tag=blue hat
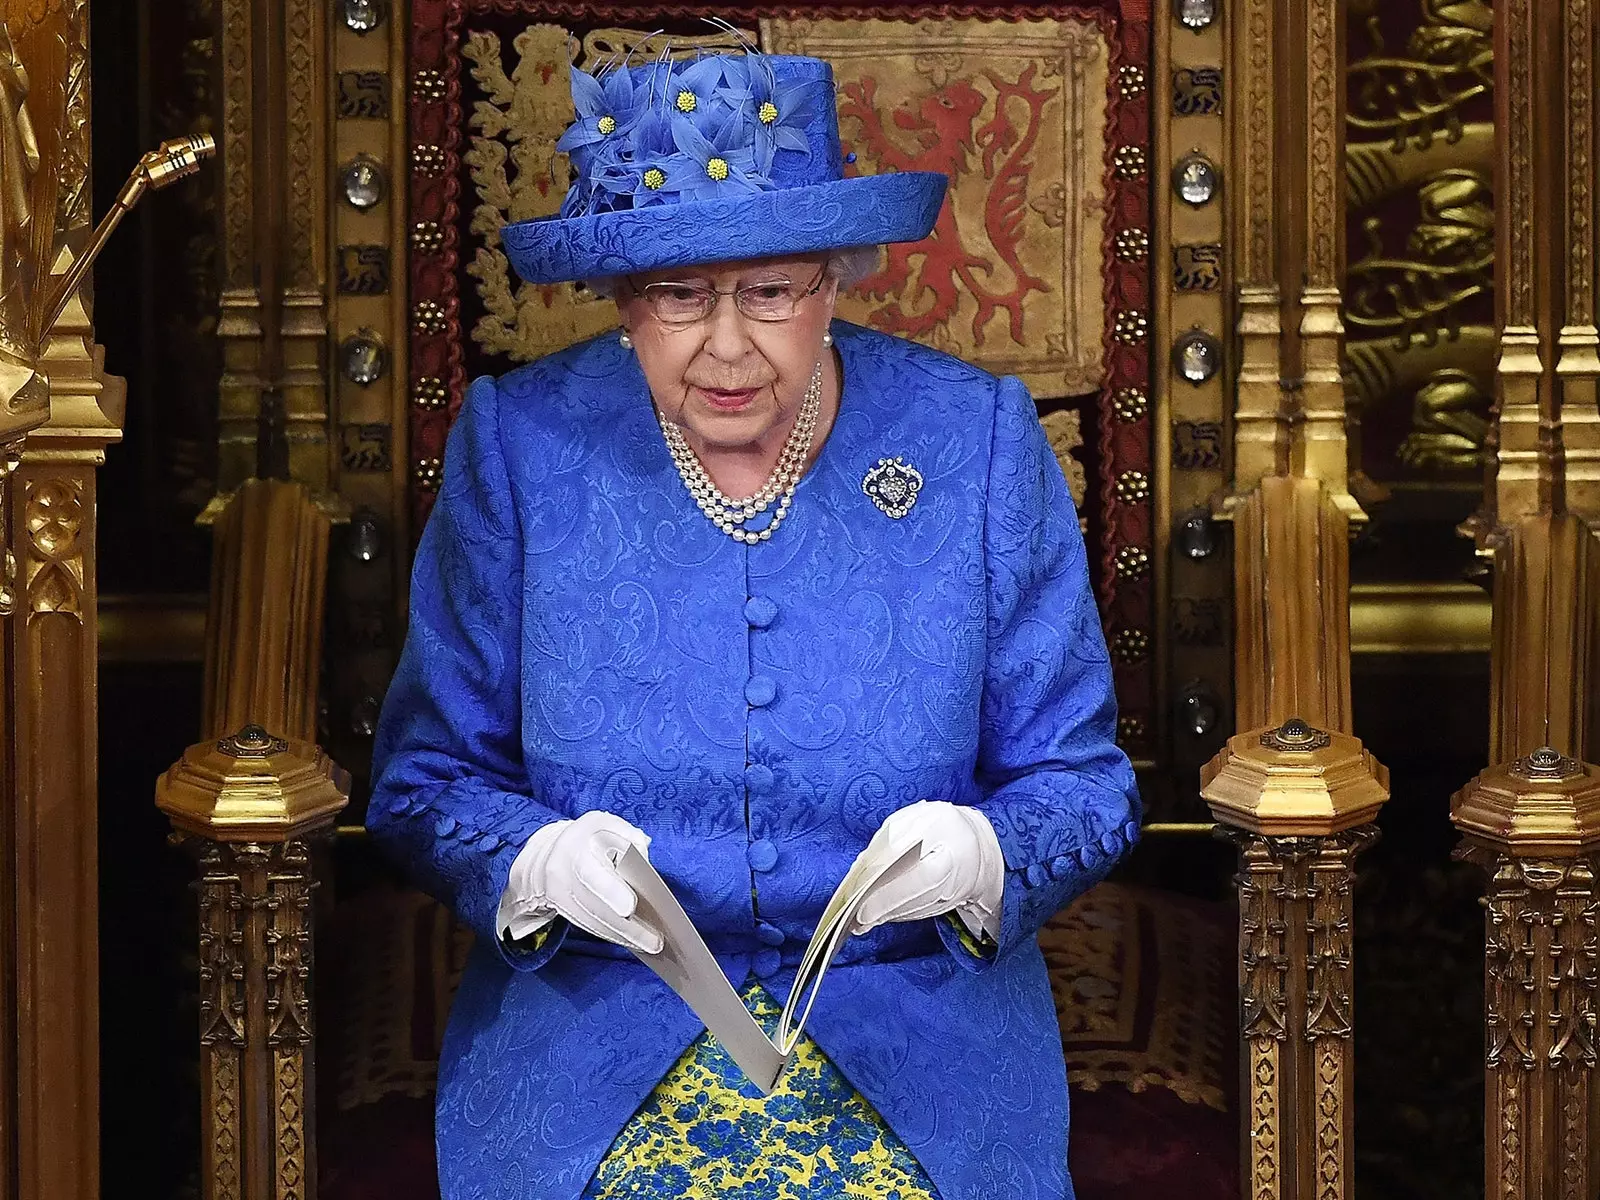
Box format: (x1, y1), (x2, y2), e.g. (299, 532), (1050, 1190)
(502, 53), (948, 284)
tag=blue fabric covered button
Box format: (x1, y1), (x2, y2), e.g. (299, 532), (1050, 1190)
(1077, 847), (1099, 871)
(745, 676), (777, 707)
(1123, 820), (1141, 842)
(756, 921), (786, 946)
(755, 949), (783, 978)
(1024, 863), (1049, 888)
(748, 839), (779, 871)
(744, 596), (778, 628)
(1100, 830), (1121, 855)
(745, 763), (775, 793)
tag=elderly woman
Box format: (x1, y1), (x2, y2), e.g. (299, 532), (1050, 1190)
(370, 50), (1138, 1200)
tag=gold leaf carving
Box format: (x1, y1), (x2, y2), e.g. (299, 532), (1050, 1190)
(210, 1049), (242, 1200)
(219, 0), (252, 290)
(54, 0), (88, 241)
(0, 22), (40, 373)
(23, 473), (82, 618)
(460, 25), (751, 363)
(1040, 407), (1086, 508)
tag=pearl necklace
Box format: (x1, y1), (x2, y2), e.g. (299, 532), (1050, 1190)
(660, 364), (823, 545)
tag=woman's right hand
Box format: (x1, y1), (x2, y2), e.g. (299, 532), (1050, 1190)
(499, 810), (664, 954)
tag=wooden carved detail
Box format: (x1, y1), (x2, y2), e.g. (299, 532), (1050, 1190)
(219, 0), (253, 289)
(23, 474), (85, 621)
(1549, 860), (1598, 1070)
(56, 0), (92, 240)
(196, 843), (248, 1048)
(266, 841), (315, 1048)
(186, 837), (325, 1200)
(1565, 0), (1593, 323)
(275, 1049), (308, 1200)
(1471, 852), (1600, 1200)
(1498, 1072), (1521, 1200)
(1314, 1041), (1344, 1200)
(284, 0), (320, 291)
(1305, 832), (1370, 1040)
(1483, 857), (1544, 1070)
(1227, 829), (1377, 1200)
(1249, 1039), (1281, 1200)
(1236, 833), (1296, 1044)
(1304, 0), (1339, 285)
(1503, 0), (1533, 326)
(1243, 0), (1274, 282)
(209, 1048), (243, 1200)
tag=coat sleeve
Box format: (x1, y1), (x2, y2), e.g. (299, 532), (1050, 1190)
(940, 375), (1141, 967)
(368, 374), (568, 970)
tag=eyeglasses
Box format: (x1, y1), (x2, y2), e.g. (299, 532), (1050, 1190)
(628, 265), (828, 326)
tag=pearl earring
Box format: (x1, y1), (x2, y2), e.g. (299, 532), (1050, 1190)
(618, 330), (633, 350)
(822, 331), (833, 348)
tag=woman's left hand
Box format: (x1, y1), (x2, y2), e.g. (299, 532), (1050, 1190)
(849, 801), (1005, 940)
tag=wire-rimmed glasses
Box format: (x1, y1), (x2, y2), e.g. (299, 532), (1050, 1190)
(629, 264), (828, 326)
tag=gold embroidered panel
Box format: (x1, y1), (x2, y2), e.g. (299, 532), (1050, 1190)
(763, 16), (1108, 398)
(456, 16), (1108, 403)
(459, 24), (758, 362)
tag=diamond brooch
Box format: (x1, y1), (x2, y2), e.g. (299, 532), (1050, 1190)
(862, 456), (923, 519)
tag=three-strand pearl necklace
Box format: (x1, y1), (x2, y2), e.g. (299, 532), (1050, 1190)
(660, 363), (823, 545)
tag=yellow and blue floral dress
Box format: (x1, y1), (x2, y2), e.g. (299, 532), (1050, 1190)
(581, 985), (939, 1200)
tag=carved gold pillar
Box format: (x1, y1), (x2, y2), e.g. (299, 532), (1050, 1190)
(1202, 719), (1388, 1200)
(1459, 1), (1600, 1192)
(216, 0), (330, 490)
(1468, 0), (1600, 765)
(1450, 747), (1600, 1200)
(0, 6), (119, 1199)
(1213, 1), (1391, 1196)
(157, 725), (350, 1200)
(2, 277), (121, 1200)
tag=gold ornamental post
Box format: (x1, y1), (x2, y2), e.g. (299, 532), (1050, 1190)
(1205, 0), (1392, 1197)
(0, 5), (213, 1196)
(1201, 719), (1388, 1200)
(157, 724), (349, 1200)
(1449, 0), (1600, 1192)
(1450, 749), (1600, 1200)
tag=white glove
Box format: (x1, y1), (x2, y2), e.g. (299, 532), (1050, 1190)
(495, 810), (663, 955)
(849, 800), (1006, 941)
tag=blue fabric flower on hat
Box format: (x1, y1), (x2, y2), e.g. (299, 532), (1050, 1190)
(555, 65), (638, 175)
(668, 115), (764, 200)
(555, 52), (823, 218)
(730, 60), (826, 173)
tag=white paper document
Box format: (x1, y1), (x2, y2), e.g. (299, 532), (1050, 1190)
(614, 840), (923, 1093)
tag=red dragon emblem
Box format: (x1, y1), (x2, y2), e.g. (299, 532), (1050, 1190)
(836, 64), (1057, 346)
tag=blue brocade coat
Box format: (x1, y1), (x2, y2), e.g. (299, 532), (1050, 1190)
(369, 321), (1140, 1200)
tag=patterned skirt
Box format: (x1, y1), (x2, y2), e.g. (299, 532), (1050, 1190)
(581, 985), (941, 1200)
